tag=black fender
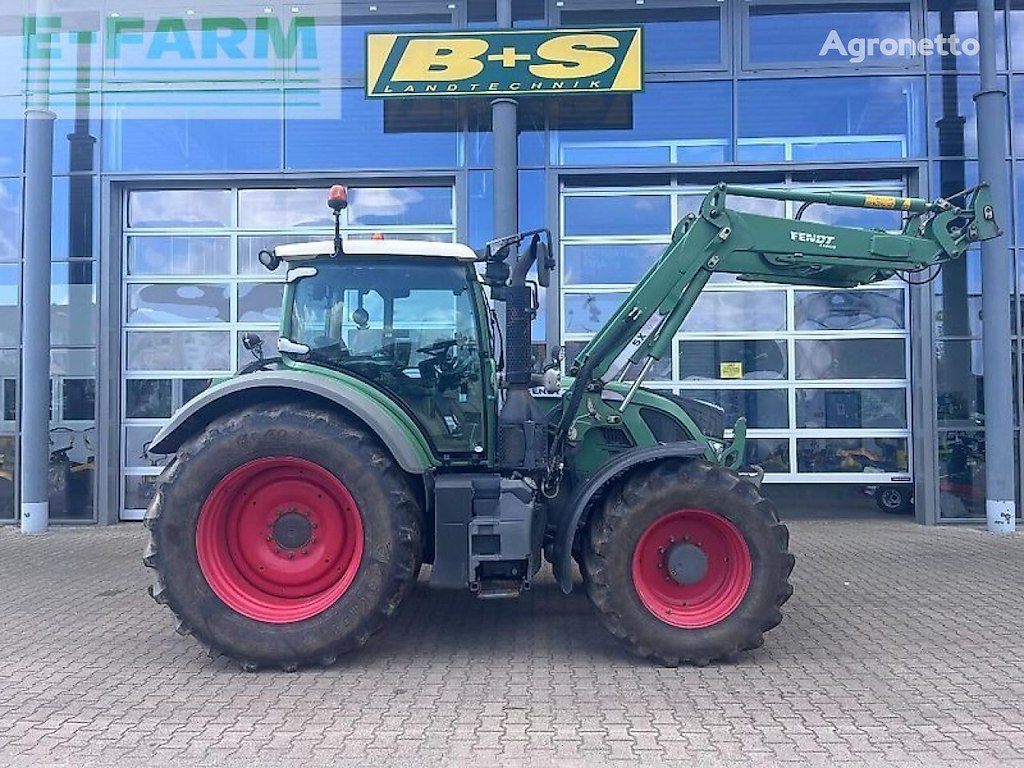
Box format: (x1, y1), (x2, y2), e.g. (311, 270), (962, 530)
(553, 443), (707, 593)
(146, 370), (435, 474)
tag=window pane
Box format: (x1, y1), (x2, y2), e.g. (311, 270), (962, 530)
(564, 195), (670, 237)
(553, 81), (732, 165)
(62, 379), (96, 421)
(348, 187), (453, 227)
(0, 264), (17, 345)
(0, 431), (13, 519)
(932, 76), (1010, 157)
(126, 379), (172, 419)
(48, 423), (95, 520)
(128, 237), (232, 276)
(683, 389), (789, 429)
(679, 339), (788, 381)
(746, 438), (791, 473)
(796, 388), (908, 429)
(239, 235), (316, 275)
(738, 77), (924, 161)
(749, 4), (912, 65)
(794, 289), (905, 331)
(124, 475), (159, 510)
(126, 331), (232, 372)
(795, 338), (906, 379)
(936, 4), (1006, 73)
(564, 341), (671, 381)
(797, 437), (909, 473)
(0, 101), (23, 174)
(237, 330), (277, 367)
(285, 89), (459, 170)
(125, 425), (170, 469)
(51, 176), (99, 261)
(238, 283), (284, 323)
(560, 7), (721, 69)
(105, 110), (282, 173)
(682, 290), (787, 333)
(565, 292), (628, 334)
(0, 178), (21, 261)
(563, 243), (664, 285)
(128, 190), (232, 229)
(936, 339), (984, 427)
(239, 188), (334, 229)
(51, 262), (97, 346)
(127, 284), (231, 325)
(937, 431), (986, 518)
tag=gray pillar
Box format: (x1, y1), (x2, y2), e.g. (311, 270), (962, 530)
(975, 0), (1016, 533)
(20, 109), (55, 534)
(491, 0), (519, 340)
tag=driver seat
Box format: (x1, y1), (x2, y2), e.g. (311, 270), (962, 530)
(347, 307), (384, 356)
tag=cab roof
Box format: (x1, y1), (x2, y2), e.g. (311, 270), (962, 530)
(274, 239), (478, 263)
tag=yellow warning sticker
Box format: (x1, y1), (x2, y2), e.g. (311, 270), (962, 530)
(864, 194), (897, 209)
(720, 362), (743, 379)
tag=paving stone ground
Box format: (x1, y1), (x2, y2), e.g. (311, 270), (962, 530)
(1, 519), (1023, 768)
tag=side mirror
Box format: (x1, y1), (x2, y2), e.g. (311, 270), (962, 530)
(532, 238), (555, 288)
(257, 249), (281, 272)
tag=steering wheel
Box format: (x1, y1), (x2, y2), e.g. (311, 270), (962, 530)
(417, 339), (459, 356)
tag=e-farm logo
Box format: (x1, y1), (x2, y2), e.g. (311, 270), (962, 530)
(21, 13), (330, 117)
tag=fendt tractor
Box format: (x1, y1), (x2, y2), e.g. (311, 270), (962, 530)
(143, 182), (998, 670)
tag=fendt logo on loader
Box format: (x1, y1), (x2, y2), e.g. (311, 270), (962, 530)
(790, 230), (838, 250)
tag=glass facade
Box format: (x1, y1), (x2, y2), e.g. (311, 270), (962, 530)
(0, 0), (1021, 522)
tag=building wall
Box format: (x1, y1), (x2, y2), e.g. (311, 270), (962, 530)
(0, 0), (1021, 522)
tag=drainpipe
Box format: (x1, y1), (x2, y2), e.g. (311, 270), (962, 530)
(975, 0), (1016, 532)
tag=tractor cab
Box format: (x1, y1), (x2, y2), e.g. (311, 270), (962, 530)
(268, 237), (493, 459)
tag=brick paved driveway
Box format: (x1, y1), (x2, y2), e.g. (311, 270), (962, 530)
(2, 519), (1023, 767)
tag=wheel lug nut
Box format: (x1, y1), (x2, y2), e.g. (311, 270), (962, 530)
(266, 536), (273, 542)
(668, 536), (675, 543)
(287, 552), (295, 559)
(657, 547), (665, 554)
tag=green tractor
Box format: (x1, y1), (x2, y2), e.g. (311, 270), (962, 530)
(144, 182), (998, 670)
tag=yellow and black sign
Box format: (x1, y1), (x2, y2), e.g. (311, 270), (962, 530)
(366, 28), (642, 98)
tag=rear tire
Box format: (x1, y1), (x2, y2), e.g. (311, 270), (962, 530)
(583, 459), (794, 666)
(144, 404), (421, 670)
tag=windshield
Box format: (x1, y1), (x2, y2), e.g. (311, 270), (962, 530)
(287, 257), (485, 455)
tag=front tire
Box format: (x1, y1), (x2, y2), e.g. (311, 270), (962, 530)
(144, 404), (421, 670)
(874, 485), (913, 514)
(583, 460), (794, 666)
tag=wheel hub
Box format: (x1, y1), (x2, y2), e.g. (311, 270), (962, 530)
(273, 509), (313, 550)
(664, 542), (708, 585)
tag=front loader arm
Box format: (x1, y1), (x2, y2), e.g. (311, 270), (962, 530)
(554, 182), (999, 459)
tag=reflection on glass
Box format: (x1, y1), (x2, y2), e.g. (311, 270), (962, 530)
(564, 341), (671, 381)
(47, 425), (95, 520)
(129, 237), (232, 276)
(125, 475), (159, 510)
(125, 425), (170, 469)
(565, 293), (628, 334)
(0, 109), (23, 175)
(2, 376), (15, 421)
(0, 264), (18, 344)
(795, 290), (905, 330)
(932, 5), (1006, 72)
(0, 178), (21, 260)
(561, 7), (722, 69)
(239, 189), (335, 229)
(553, 81), (732, 165)
(936, 339), (984, 426)
(795, 338), (906, 379)
(746, 438), (791, 473)
(563, 243), (665, 285)
(738, 77), (923, 161)
(239, 235), (318, 275)
(129, 190), (232, 228)
(239, 283), (284, 323)
(126, 379), (172, 419)
(348, 187), (453, 227)
(685, 389), (789, 429)
(938, 430), (986, 518)
(682, 291), (787, 333)
(797, 437), (909, 473)
(51, 262), (97, 346)
(564, 195), (671, 237)
(127, 331), (232, 372)
(679, 339), (788, 381)
(0, 432), (13, 518)
(749, 4), (911, 64)
(797, 388), (907, 429)
(62, 379), (96, 421)
(127, 284), (231, 325)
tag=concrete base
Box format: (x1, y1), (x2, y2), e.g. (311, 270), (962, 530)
(20, 501), (48, 534)
(986, 499), (1016, 533)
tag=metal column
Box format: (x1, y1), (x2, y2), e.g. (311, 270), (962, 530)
(20, 111), (55, 533)
(975, 0), (1017, 532)
(492, 0), (519, 344)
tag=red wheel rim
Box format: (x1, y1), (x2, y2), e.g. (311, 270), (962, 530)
(631, 508), (751, 629)
(196, 457), (363, 623)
